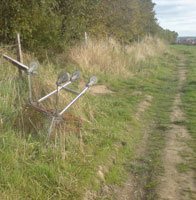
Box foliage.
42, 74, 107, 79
0, 0, 177, 54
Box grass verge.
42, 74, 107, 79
0, 41, 174, 200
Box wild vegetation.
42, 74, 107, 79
0, 37, 173, 199
0, 0, 177, 55
2, 36, 196, 200
68, 36, 167, 76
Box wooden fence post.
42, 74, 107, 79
16, 33, 24, 79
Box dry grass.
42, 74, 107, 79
69, 36, 168, 77
125, 36, 168, 64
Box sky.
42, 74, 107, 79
153, 0, 196, 36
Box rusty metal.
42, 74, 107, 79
26, 104, 55, 117
26, 104, 82, 123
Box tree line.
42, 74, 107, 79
0, 0, 178, 53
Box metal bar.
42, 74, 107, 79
55, 86, 59, 116
47, 116, 56, 139
59, 87, 89, 116
26, 104, 54, 117
62, 87, 80, 95
3, 54, 29, 71
28, 74, 33, 103
37, 81, 72, 103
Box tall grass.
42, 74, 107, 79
69, 36, 168, 77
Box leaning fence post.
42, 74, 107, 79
16, 33, 24, 79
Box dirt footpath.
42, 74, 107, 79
115, 94, 153, 200
157, 64, 196, 200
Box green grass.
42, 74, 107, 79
125, 45, 196, 200
123, 49, 179, 200
0, 52, 153, 199
0, 45, 192, 200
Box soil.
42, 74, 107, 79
79, 82, 114, 95
88, 85, 114, 95
135, 95, 153, 121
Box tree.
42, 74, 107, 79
0, 0, 62, 50
0, 0, 177, 53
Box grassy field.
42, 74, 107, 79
0, 40, 195, 199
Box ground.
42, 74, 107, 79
114, 47, 196, 200
1, 45, 196, 200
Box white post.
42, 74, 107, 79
84, 32, 88, 47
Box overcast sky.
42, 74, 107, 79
153, 0, 196, 36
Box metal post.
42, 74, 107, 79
27, 74, 33, 103
55, 86, 60, 116
59, 87, 89, 116
59, 76, 98, 116
27, 62, 39, 104
47, 116, 56, 139
37, 81, 72, 103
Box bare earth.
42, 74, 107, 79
157, 64, 196, 200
